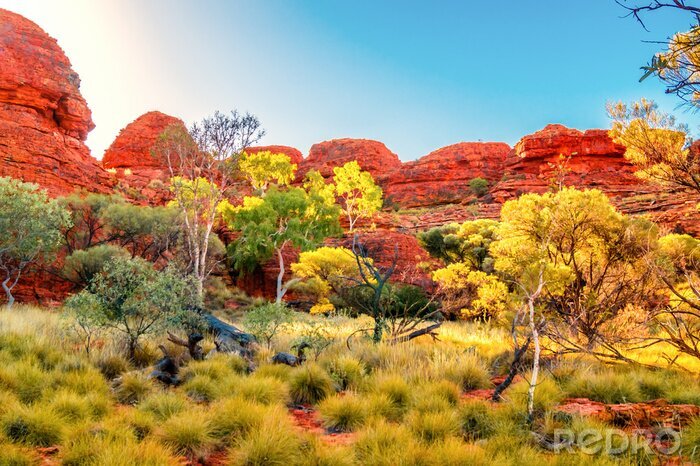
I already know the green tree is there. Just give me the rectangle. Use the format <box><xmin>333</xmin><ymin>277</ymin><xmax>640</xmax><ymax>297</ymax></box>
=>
<box><xmin>239</xmin><ymin>150</ymin><xmax>297</xmax><ymax>194</ymax></box>
<box><xmin>57</xmin><ymin>191</ymin><xmax>125</xmax><ymax>252</ymax></box>
<box><xmin>65</xmin><ymin>257</ymin><xmax>201</xmax><ymax>360</ymax></box>
<box><xmin>153</xmin><ymin>111</ymin><xmax>264</xmax><ymax>298</ymax></box>
<box><xmin>242</xmin><ymin>302</ymin><xmax>294</xmax><ymax>348</ymax></box>
<box><xmin>62</xmin><ymin>244</ymin><xmax>130</xmax><ymax>288</ymax></box>
<box><xmin>0</xmin><ymin>177</ymin><xmax>71</xmax><ymax>308</ymax></box>
<box><xmin>221</xmin><ymin>186</ymin><xmax>341</xmax><ymax>303</ymax></box>
<box><xmin>418</xmin><ymin>219</ymin><xmax>498</xmax><ymax>270</ymax></box>
<box><xmin>332</xmin><ymin>161</ymin><xmax>383</xmax><ymax>231</ymax></box>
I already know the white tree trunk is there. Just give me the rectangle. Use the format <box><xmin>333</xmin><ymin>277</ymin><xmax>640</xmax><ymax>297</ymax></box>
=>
<box><xmin>276</xmin><ymin>247</ymin><xmax>285</xmax><ymax>304</ymax></box>
<box><xmin>2</xmin><ymin>276</ymin><xmax>14</xmax><ymax>309</ymax></box>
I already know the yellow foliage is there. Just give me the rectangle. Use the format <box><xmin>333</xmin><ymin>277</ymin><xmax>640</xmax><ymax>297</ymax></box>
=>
<box><xmin>239</xmin><ymin>151</ymin><xmax>297</xmax><ymax>193</ymax></box>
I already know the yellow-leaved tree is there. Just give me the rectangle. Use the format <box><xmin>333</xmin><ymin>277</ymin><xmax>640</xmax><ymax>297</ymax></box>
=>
<box><xmin>239</xmin><ymin>150</ymin><xmax>297</xmax><ymax>194</ymax></box>
<box><xmin>332</xmin><ymin>161</ymin><xmax>383</xmax><ymax>231</ymax></box>
<box><xmin>608</xmin><ymin>98</ymin><xmax>700</xmax><ymax>194</ymax></box>
<box><xmin>291</xmin><ymin>246</ymin><xmax>372</xmax><ymax>314</ymax></box>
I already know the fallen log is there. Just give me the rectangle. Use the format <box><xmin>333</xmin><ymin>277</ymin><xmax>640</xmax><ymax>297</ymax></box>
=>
<box><xmin>203</xmin><ymin>313</ymin><xmax>257</xmax><ymax>360</ymax></box>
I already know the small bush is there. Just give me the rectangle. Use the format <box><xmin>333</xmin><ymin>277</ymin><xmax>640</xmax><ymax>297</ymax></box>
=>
<box><xmin>469</xmin><ymin>178</ymin><xmax>489</xmax><ymax>197</ymax></box>
<box><xmin>237</xmin><ymin>375</ymin><xmax>290</xmax><ymax>405</ymax></box>
<box><xmin>458</xmin><ymin>400</ymin><xmax>498</xmax><ymax>440</ymax></box>
<box><xmin>412</xmin><ymin>380</ymin><xmax>461</xmax><ymax>413</ymax></box>
<box><xmin>158</xmin><ymin>410</ymin><xmax>215</xmax><ymax>459</ymax></box>
<box><xmin>324</xmin><ymin>355</ymin><xmax>366</xmax><ymax>391</ymax></box>
<box><xmin>353</xmin><ymin>420</ymin><xmax>423</xmax><ymax>465</ymax></box>
<box><xmin>319</xmin><ymin>393</ymin><xmax>368</xmax><ymax>432</ymax></box>
<box><xmin>365</xmin><ymin>392</ymin><xmax>403</xmax><ymax>422</ymax></box>
<box><xmin>374</xmin><ymin>374</ymin><xmax>411</xmax><ymax>410</ymax></box>
<box><xmin>60</xmin><ymin>367</ymin><xmax>110</xmax><ymax>396</ymax></box>
<box><xmin>113</xmin><ymin>372</ymin><xmax>154</xmax><ymax>404</ymax></box>
<box><xmin>1</xmin><ymin>405</ymin><xmax>65</xmax><ymax>447</ymax></box>
<box><xmin>0</xmin><ymin>443</ymin><xmax>40</xmax><ymax>465</ymax></box>
<box><xmin>0</xmin><ymin>362</ymin><xmax>50</xmax><ymax>404</ymax></box>
<box><xmin>182</xmin><ymin>376</ymin><xmax>221</xmax><ymax>403</ymax></box>
<box><xmin>430</xmin><ymin>437</ymin><xmax>492</xmax><ymax>466</ymax></box>
<box><xmin>408</xmin><ymin>409</ymin><xmax>460</xmax><ymax>443</ymax></box>
<box><xmin>228</xmin><ymin>412</ymin><xmax>302</xmax><ymax>465</ymax></box>
<box><xmin>97</xmin><ymin>354</ymin><xmax>131</xmax><ymax>380</ymax></box>
<box><xmin>95</xmin><ymin>439</ymin><xmax>175</xmax><ymax>465</ymax></box>
<box><xmin>565</xmin><ymin>370</ymin><xmax>641</xmax><ymax>403</ymax></box>
<box><xmin>210</xmin><ymin>397</ymin><xmax>268</xmax><ymax>439</ymax></box>
<box><xmin>253</xmin><ymin>363</ymin><xmax>293</xmax><ymax>382</ymax></box>
<box><xmin>139</xmin><ymin>392</ymin><xmax>187</xmax><ymax>421</ymax></box>
<box><xmin>242</xmin><ymin>302</ymin><xmax>294</xmax><ymax>348</ymax></box>
<box><xmin>289</xmin><ymin>364</ymin><xmax>335</xmax><ymax>405</ymax></box>
<box><xmin>442</xmin><ymin>353</ymin><xmax>491</xmax><ymax>391</ymax></box>
<box><xmin>46</xmin><ymin>390</ymin><xmax>93</xmax><ymax>422</ymax></box>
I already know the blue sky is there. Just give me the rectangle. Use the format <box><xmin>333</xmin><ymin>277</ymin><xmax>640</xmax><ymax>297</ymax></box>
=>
<box><xmin>0</xmin><ymin>0</ymin><xmax>696</xmax><ymax>160</ymax></box>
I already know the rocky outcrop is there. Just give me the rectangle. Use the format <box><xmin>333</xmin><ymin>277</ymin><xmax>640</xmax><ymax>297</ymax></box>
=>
<box><xmin>0</xmin><ymin>8</ymin><xmax>113</xmax><ymax>196</ymax></box>
<box><xmin>244</xmin><ymin>145</ymin><xmax>303</xmax><ymax>165</ymax></box>
<box><xmin>103</xmin><ymin>111</ymin><xmax>183</xmax><ymax>171</ymax></box>
<box><xmin>382</xmin><ymin>142</ymin><xmax>510</xmax><ymax>208</ymax></box>
<box><xmin>491</xmin><ymin>124</ymin><xmax>655</xmax><ymax>201</ymax></box>
<box><xmin>299</xmin><ymin>138</ymin><xmax>402</xmax><ymax>179</ymax></box>
<box><xmin>102</xmin><ymin>111</ymin><xmax>184</xmax><ymax>203</ymax></box>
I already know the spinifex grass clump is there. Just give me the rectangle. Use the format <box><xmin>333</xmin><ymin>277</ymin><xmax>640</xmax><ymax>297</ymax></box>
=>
<box><xmin>158</xmin><ymin>410</ymin><xmax>215</xmax><ymax>460</ymax></box>
<box><xmin>319</xmin><ymin>392</ymin><xmax>368</xmax><ymax>432</ymax></box>
<box><xmin>290</xmin><ymin>363</ymin><xmax>335</xmax><ymax>405</ymax></box>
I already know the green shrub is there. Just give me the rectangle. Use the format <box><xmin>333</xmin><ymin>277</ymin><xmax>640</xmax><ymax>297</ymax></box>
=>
<box><xmin>0</xmin><ymin>362</ymin><xmax>50</xmax><ymax>404</ymax></box>
<box><xmin>565</xmin><ymin>370</ymin><xmax>641</xmax><ymax>403</ymax></box>
<box><xmin>319</xmin><ymin>393</ymin><xmax>368</xmax><ymax>432</ymax></box>
<box><xmin>0</xmin><ymin>443</ymin><xmax>40</xmax><ymax>465</ymax></box>
<box><xmin>228</xmin><ymin>413</ymin><xmax>303</xmax><ymax>465</ymax></box>
<box><xmin>408</xmin><ymin>409</ymin><xmax>460</xmax><ymax>443</ymax></box>
<box><xmin>210</xmin><ymin>397</ymin><xmax>268</xmax><ymax>439</ymax></box>
<box><xmin>242</xmin><ymin>302</ymin><xmax>294</xmax><ymax>348</ymax></box>
<box><xmin>353</xmin><ymin>420</ymin><xmax>424</xmax><ymax>465</ymax></box>
<box><xmin>46</xmin><ymin>390</ymin><xmax>93</xmax><ymax>422</ymax></box>
<box><xmin>237</xmin><ymin>375</ymin><xmax>290</xmax><ymax>405</ymax></box>
<box><xmin>441</xmin><ymin>353</ymin><xmax>491</xmax><ymax>392</ymax></box>
<box><xmin>113</xmin><ymin>372</ymin><xmax>154</xmax><ymax>404</ymax></box>
<box><xmin>458</xmin><ymin>400</ymin><xmax>498</xmax><ymax>440</ymax></box>
<box><xmin>97</xmin><ymin>354</ymin><xmax>131</xmax><ymax>380</ymax></box>
<box><xmin>469</xmin><ymin>178</ymin><xmax>489</xmax><ymax>197</ymax></box>
<box><xmin>324</xmin><ymin>355</ymin><xmax>366</xmax><ymax>390</ymax></box>
<box><xmin>365</xmin><ymin>392</ymin><xmax>403</xmax><ymax>422</ymax></box>
<box><xmin>429</xmin><ymin>437</ymin><xmax>492</xmax><ymax>466</ymax></box>
<box><xmin>158</xmin><ymin>410</ymin><xmax>215</xmax><ymax>459</ymax></box>
<box><xmin>139</xmin><ymin>392</ymin><xmax>187</xmax><ymax>421</ymax></box>
<box><xmin>289</xmin><ymin>364</ymin><xmax>335</xmax><ymax>405</ymax></box>
<box><xmin>1</xmin><ymin>405</ymin><xmax>65</xmax><ymax>447</ymax></box>
<box><xmin>374</xmin><ymin>374</ymin><xmax>411</xmax><ymax>410</ymax></box>
<box><xmin>182</xmin><ymin>375</ymin><xmax>221</xmax><ymax>403</ymax></box>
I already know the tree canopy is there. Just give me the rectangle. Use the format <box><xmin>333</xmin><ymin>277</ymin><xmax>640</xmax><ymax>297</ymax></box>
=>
<box><xmin>239</xmin><ymin>150</ymin><xmax>297</xmax><ymax>194</ymax></box>
<box><xmin>332</xmin><ymin>161</ymin><xmax>383</xmax><ymax>232</ymax></box>
<box><xmin>0</xmin><ymin>177</ymin><xmax>71</xmax><ymax>308</ymax></box>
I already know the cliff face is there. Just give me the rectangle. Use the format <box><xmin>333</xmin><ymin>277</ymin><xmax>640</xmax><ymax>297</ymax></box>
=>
<box><xmin>382</xmin><ymin>142</ymin><xmax>511</xmax><ymax>208</ymax></box>
<box><xmin>0</xmin><ymin>8</ymin><xmax>113</xmax><ymax>196</ymax></box>
<box><xmin>102</xmin><ymin>111</ymin><xmax>185</xmax><ymax>204</ymax></box>
<box><xmin>299</xmin><ymin>138</ymin><xmax>402</xmax><ymax>179</ymax></box>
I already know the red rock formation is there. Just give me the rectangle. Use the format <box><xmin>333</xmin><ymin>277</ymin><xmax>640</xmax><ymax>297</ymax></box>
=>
<box><xmin>103</xmin><ymin>111</ymin><xmax>183</xmax><ymax>171</ymax></box>
<box><xmin>491</xmin><ymin>124</ymin><xmax>656</xmax><ymax>201</ymax></box>
<box><xmin>382</xmin><ymin>142</ymin><xmax>510</xmax><ymax>208</ymax></box>
<box><xmin>0</xmin><ymin>8</ymin><xmax>114</xmax><ymax>196</ymax></box>
<box><xmin>244</xmin><ymin>145</ymin><xmax>303</xmax><ymax>165</ymax></box>
<box><xmin>299</xmin><ymin>138</ymin><xmax>402</xmax><ymax>180</ymax></box>
<box><xmin>102</xmin><ymin>111</ymin><xmax>185</xmax><ymax>203</ymax></box>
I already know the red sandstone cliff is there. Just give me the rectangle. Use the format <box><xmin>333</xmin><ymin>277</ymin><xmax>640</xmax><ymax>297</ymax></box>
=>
<box><xmin>0</xmin><ymin>8</ymin><xmax>113</xmax><ymax>196</ymax></box>
<box><xmin>298</xmin><ymin>138</ymin><xmax>402</xmax><ymax>179</ymax></box>
<box><xmin>382</xmin><ymin>142</ymin><xmax>511</xmax><ymax>208</ymax></box>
